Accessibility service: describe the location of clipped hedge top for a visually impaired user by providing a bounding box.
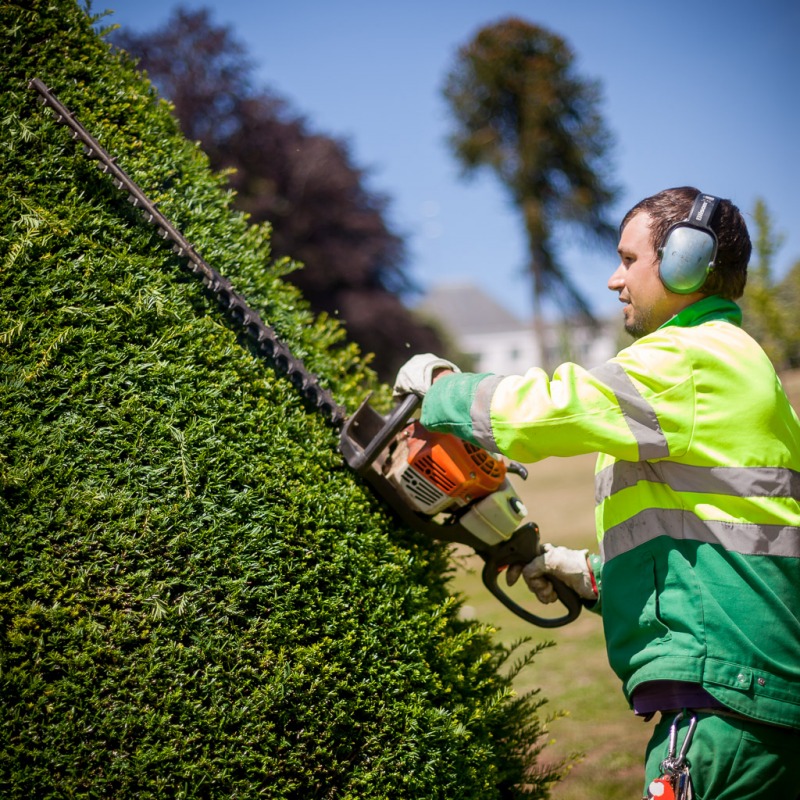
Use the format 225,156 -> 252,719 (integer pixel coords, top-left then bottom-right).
0,2 -> 554,798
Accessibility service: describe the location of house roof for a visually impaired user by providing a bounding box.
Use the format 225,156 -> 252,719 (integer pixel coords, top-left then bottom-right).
416,282 -> 529,337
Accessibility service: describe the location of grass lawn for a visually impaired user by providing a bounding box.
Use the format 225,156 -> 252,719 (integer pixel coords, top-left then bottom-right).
448,369 -> 800,799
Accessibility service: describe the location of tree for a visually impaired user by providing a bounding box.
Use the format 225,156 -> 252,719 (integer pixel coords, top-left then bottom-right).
443,17 -> 619,363
777,259 -> 800,367
1,2 -> 558,796
740,198 -> 789,367
113,8 -> 444,380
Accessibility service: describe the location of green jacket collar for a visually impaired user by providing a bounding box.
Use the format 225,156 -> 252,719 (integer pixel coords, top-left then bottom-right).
659,295 -> 742,331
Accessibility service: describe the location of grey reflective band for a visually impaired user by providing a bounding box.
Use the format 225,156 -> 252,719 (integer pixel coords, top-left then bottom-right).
596,461 -> 800,504
590,362 -> 670,459
601,509 -> 800,561
470,374 -> 505,452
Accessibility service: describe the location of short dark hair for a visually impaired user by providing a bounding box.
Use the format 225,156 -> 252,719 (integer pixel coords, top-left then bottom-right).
621,186 -> 751,300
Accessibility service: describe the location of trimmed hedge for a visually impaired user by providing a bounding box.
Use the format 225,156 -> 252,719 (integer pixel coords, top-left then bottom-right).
0,2 -> 557,797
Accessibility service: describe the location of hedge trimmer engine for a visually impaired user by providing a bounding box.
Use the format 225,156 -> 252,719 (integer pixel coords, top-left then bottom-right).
384,419 -> 528,547
340,394 -> 583,627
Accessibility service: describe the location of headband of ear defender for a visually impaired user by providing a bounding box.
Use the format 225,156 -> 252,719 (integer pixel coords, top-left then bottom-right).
658,192 -> 720,294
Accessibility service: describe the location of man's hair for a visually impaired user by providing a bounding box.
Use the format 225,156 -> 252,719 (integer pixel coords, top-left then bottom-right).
620,186 -> 751,300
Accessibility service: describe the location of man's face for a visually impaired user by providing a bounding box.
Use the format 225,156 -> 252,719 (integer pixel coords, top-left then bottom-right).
608,212 -> 695,338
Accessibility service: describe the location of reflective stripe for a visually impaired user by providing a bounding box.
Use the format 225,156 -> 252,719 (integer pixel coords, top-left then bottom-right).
596,461 -> 800,504
590,362 -> 670,460
470,374 -> 504,451
601,508 -> 800,561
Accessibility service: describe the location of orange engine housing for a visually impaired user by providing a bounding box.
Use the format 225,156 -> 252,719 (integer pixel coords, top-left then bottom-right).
387,420 -> 507,514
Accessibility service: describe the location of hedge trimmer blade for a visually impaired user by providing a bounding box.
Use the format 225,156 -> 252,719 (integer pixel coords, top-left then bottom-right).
30,77 -> 346,426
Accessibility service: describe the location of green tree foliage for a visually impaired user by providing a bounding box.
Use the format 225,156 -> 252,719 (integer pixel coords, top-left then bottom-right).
0,2 -> 560,797
777,259 -> 800,367
443,18 -> 618,327
112,8 -> 445,382
740,198 -> 791,368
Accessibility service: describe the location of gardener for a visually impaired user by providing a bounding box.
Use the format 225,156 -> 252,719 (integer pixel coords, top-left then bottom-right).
394,187 -> 800,799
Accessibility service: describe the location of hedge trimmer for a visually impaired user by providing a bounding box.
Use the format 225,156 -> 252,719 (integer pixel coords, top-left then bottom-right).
30,78 -> 582,627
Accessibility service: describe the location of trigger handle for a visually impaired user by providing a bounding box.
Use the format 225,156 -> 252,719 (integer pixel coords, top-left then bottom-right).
480,524 -> 583,628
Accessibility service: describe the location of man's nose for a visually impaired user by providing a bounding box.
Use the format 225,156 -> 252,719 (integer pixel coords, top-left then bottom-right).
608,263 -> 625,292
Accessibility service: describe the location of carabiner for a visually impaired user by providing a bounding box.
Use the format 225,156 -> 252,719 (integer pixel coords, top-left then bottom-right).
662,710 -> 698,773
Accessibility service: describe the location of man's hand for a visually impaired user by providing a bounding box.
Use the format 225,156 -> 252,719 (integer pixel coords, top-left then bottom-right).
506,544 -> 597,603
393,353 -> 460,398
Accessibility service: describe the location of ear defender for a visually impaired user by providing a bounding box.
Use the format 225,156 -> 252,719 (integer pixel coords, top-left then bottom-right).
658,193 -> 720,294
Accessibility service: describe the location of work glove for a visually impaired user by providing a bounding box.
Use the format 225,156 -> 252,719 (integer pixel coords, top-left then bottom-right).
506,544 -> 597,604
393,353 -> 460,398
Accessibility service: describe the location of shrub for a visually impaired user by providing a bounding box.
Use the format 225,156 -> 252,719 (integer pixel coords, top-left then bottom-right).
0,2 -> 558,797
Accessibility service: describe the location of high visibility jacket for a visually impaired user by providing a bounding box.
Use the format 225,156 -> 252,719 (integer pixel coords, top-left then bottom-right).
421,296 -> 800,729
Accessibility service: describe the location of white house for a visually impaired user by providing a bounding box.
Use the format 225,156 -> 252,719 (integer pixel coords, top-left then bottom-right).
416,282 -> 618,374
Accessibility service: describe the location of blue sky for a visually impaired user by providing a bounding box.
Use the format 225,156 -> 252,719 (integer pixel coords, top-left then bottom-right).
100,0 -> 799,321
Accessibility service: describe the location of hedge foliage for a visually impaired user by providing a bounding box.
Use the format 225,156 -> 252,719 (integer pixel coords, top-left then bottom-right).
0,2 -> 559,797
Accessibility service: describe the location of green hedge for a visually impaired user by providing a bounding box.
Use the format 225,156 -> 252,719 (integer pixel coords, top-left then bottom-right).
0,2 -> 558,797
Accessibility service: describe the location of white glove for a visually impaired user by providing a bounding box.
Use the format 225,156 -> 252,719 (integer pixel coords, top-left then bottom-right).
506,544 -> 597,603
393,353 -> 460,398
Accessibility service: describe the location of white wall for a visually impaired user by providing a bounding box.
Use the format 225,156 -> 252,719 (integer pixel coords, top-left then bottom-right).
458,323 -> 617,375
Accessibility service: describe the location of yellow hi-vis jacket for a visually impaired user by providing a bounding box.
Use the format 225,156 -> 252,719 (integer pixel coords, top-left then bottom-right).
420,296 -> 800,729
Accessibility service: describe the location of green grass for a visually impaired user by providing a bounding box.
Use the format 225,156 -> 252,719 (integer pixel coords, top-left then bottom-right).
450,368 -> 800,799
448,451 -> 650,799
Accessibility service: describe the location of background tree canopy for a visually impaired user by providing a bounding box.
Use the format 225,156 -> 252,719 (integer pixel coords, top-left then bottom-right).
443,17 -> 619,339
0,1 -> 561,797
112,7 -> 446,382
739,198 -> 800,370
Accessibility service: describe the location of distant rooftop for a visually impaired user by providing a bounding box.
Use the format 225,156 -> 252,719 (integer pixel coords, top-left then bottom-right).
416,282 -> 529,337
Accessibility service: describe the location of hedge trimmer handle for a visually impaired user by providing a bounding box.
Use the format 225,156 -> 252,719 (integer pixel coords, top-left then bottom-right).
480,523 -> 583,628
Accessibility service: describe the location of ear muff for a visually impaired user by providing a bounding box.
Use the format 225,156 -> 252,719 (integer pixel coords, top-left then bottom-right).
658,193 -> 720,294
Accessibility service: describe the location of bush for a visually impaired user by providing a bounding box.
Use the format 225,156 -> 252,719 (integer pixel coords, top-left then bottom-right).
0,2 -> 558,797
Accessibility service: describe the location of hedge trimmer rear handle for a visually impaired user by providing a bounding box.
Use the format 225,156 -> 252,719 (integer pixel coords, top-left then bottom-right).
480,523 -> 583,628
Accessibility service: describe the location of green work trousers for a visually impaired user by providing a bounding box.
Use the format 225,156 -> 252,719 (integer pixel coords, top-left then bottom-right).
643,711 -> 800,799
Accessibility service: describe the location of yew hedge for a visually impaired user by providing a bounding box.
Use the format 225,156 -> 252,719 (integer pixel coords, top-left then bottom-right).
0,2 -> 559,797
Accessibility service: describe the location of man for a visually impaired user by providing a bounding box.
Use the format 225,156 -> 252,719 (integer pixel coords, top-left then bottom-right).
394,187 -> 800,799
